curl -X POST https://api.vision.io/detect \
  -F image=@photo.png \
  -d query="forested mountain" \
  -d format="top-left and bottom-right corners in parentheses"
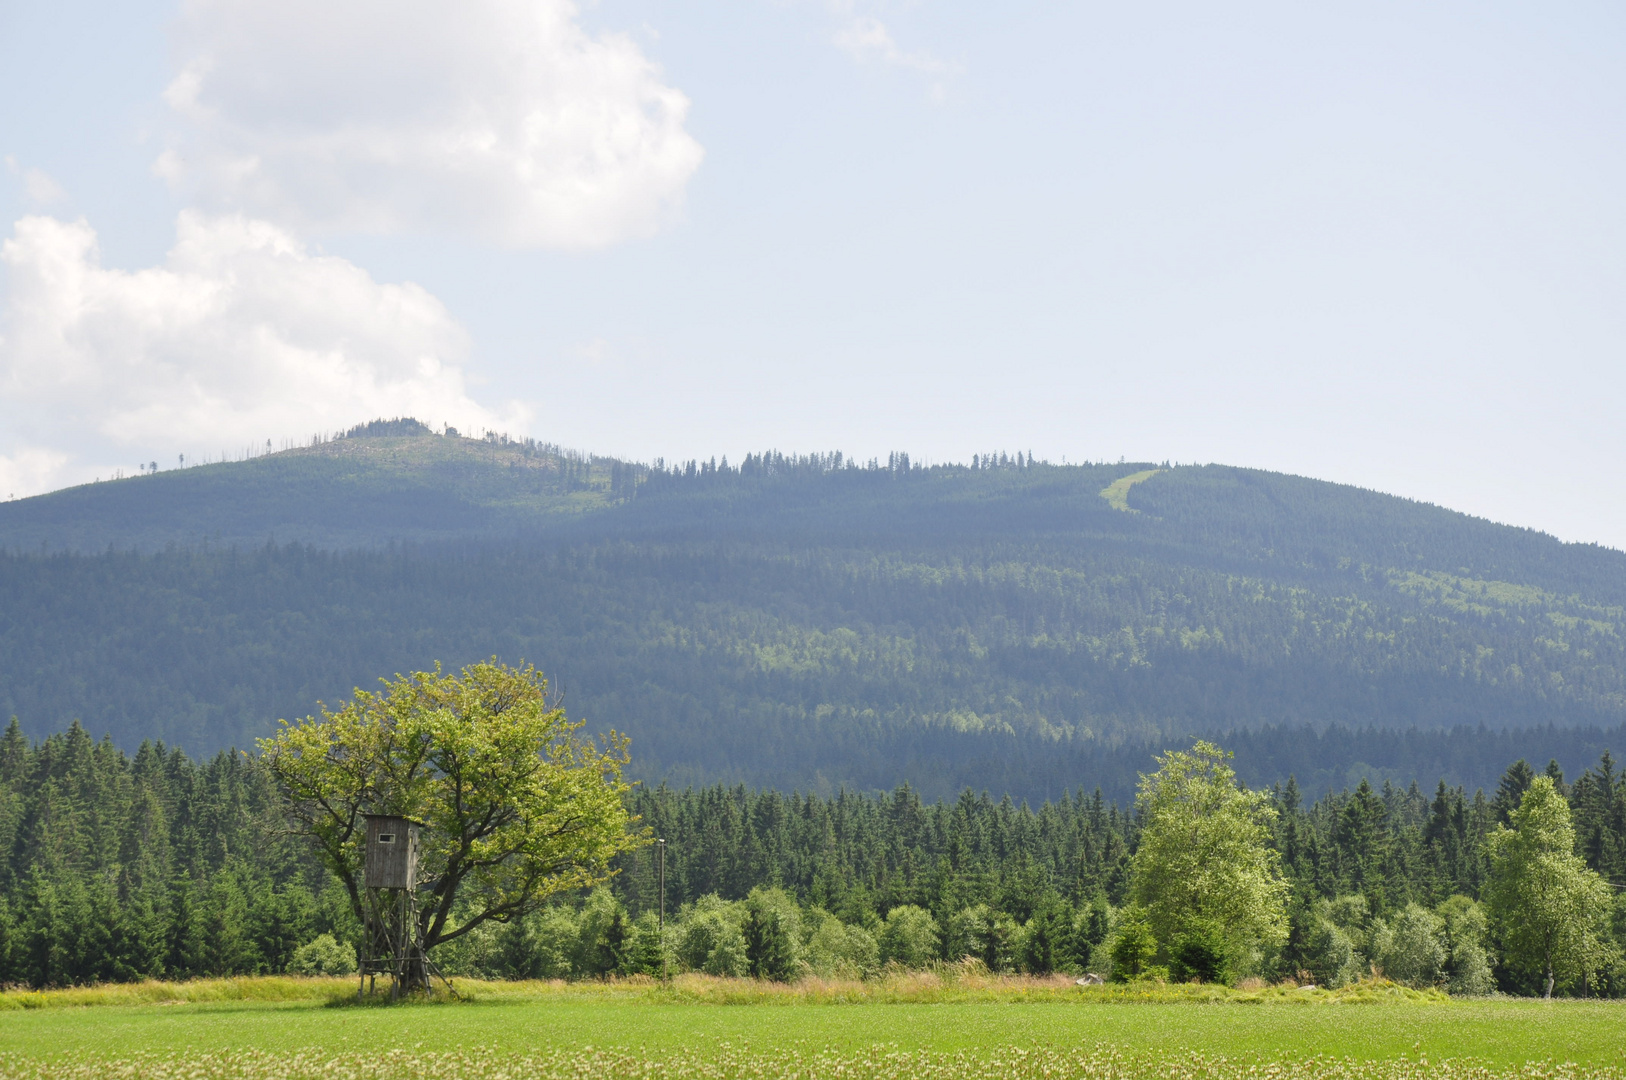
top-left (2, 423), bottom-right (1624, 800)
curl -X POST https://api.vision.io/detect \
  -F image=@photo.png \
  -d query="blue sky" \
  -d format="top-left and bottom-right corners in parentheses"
top-left (2, 0), bottom-right (1623, 547)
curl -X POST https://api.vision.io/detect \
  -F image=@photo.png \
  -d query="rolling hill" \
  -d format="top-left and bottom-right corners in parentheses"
top-left (2, 423), bottom-right (1623, 800)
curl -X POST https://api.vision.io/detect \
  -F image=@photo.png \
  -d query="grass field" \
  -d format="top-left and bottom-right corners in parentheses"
top-left (2, 976), bottom-right (1623, 1079)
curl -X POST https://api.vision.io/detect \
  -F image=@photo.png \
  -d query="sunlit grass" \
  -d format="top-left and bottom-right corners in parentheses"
top-left (3, 974), bottom-right (1622, 1078)
top-left (0, 971), bottom-right (1447, 1011)
top-left (0, 976), bottom-right (355, 1011)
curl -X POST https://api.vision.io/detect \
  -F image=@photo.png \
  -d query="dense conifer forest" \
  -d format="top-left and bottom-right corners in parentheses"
top-left (4, 719), bottom-right (1625, 994)
top-left (2, 425), bottom-right (1624, 799)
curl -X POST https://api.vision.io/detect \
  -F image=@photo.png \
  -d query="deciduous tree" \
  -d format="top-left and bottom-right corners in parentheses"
top-left (1129, 741), bottom-right (1288, 978)
top-left (1483, 776), bottom-right (1616, 998)
top-left (261, 661), bottom-right (642, 987)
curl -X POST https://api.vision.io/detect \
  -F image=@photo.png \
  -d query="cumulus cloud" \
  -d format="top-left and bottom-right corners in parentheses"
top-left (4, 158), bottom-right (66, 206)
top-left (0, 212), bottom-right (518, 496)
top-left (157, 0), bottom-right (704, 249)
top-left (833, 14), bottom-right (955, 76)
top-left (823, 1), bottom-right (958, 99)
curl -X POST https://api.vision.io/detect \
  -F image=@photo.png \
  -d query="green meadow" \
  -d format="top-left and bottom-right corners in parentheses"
top-left (2, 977), bottom-right (1624, 1079)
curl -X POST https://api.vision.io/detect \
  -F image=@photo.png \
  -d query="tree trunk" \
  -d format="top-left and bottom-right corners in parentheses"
top-left (1543, 962), bottom-right (1554, 1000)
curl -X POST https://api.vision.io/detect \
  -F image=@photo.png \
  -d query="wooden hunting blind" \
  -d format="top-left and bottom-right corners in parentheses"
top-left (357, 813), bottom-right (452, 999)
top-left (363, 814), bottom-right (418, 890)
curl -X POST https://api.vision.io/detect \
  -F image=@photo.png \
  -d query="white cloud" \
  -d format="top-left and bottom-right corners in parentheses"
top-left (0, 212), bottom-right (519, 496)
top-left (4, 158), bottom-right (66, 206)
top-left (833, 14), bottom-right (954, 76)
top-left (0, 447), bottom-right (70, 503)
top-left (823, 1), bottom-right (958, 99)
top-left (158, 0), bottom-right (704, 249)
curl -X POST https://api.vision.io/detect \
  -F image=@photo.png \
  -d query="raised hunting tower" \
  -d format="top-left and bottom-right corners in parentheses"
top-left (364, 814), bottom-right (418, 890)
top-left (358, 814), bottom-right (448, 999)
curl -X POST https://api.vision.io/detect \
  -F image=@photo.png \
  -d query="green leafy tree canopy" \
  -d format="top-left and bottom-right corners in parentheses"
top-left (261, 660), bottom-right (644, 963)
top-left (1484, 775), bottom-right (1617, 998)
top-left (1129, 740), bottom-right (1289, 975)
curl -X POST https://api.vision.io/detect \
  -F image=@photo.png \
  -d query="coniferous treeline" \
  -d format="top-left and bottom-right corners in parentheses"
top-left (4, 717), bottom-right (1626, 992)
top-left (607, 759), bottom-right (1626, 924)
top-left (0, 721), bottom-right (352, 987)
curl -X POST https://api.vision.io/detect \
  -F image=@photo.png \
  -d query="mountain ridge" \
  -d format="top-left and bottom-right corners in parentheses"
top-left (2, 426), bottom-right (1623, 800)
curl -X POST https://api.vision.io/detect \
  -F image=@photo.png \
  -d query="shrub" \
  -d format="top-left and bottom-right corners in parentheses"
top-left (1374, 904), bottom-right (1445, 988)
top-left (1437, 895), bottom-right (1495, 995)
top-left (434, 918), bottom-right (503, 977)
top-left (876, 905), bottom-right (939, 968)
top-left (1304, 918), bottom-right (1362, 988)
top-left (507, 906), bottom-right (578, 979)
top-left (742, 888), bottom-right (804, 981)
top-left (618, 913), bottom-right (665, 977)
top-left (943, 905), bottom-right (984, 964)
top-left (1070, 896), bottom-right (1110, 972)
top-left (1447, 938), bottom-right (1495, 996)
top-left (700, 928), bottom-right (748, 976)
top-left (1106, 905), bottom-right (1158, 982)
top-left (1319, 895), bottom-right (1372, 947)
top-left (1169, 925), bottom-right (1229, 984)
top-left (676, 896), bottom-right (747, 977)
top-left (288, 934), bottom-right (356, 976)
top-left (1305, 895), bottom-right (1371, 988)
top-left (743, 906), bottom-right (798, 981)
top-left (945, 904), bottom-right (1020, 972)
top-left (571, 887), bottom-right (626, 977)
top-left (806, 914), bottom-right (879, 977)
top-left (1020, 905), bottom-right (1071, 974)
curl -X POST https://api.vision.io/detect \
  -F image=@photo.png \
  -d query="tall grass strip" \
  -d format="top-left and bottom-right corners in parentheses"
top-left (0, 972), bottom-right (1450, 1011)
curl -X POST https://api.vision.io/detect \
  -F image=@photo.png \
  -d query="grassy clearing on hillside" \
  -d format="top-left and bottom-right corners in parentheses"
top-left (1098, 468), bottom-right (1163, 511)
